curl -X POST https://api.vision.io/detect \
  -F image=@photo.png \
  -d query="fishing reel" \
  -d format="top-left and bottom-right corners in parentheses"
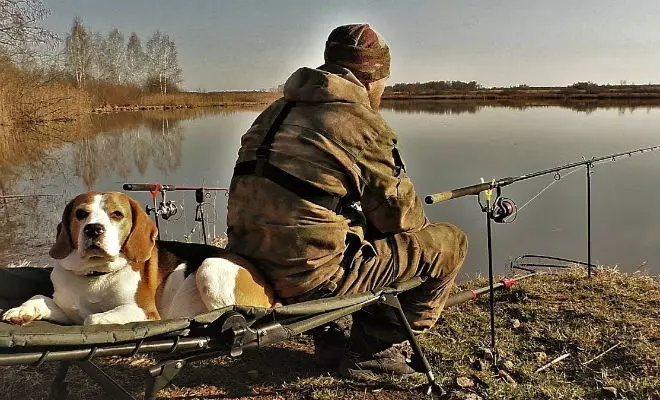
top-left (146, 190), bottom-right (179, 220)
top-left (478, 186), bottom-right (517, 223)
top-left (146, 199), bottom-right (179, 220)
top-left (492, 196), bottom-right (517, 223)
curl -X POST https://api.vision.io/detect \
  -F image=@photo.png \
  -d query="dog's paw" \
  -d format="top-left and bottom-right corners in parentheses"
top-left (83, 311), bottom-right (136, 325)
top-left (84, 305), bottom-right (148, 325)
top-left (83, 313), bottom-right (115, 325)
top-left (1, 305), bottom-right (45, 325)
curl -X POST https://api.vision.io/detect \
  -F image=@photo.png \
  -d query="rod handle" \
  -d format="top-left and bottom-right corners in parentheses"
top-left (123, 183), bottom-right (176, 192)
top-left (424, 177), bottom-right (516, 205)
top-left (445, 290), bottom-right (477, 308)
top-left (425, 182), bottom-right (492, 204)
top-left (424, 191), bottom-right (453, 204)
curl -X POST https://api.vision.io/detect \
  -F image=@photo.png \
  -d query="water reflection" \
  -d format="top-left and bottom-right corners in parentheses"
top-left (381, 99), bottom-right (660, 116)
top-left (0, 109), bottom-right (224, 191)
top-left (74, 117), bottom-right (184, 188)
top-left (381, 100), bottom-right (484, 115)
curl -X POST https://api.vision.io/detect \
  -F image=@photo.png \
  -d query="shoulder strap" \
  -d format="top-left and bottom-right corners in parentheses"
top-left (255, 101), bottom-right (295, 175)
top-left (233, 101), bottom-right (351, 214)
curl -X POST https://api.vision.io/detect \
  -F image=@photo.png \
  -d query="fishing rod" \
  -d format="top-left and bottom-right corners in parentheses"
top-left (0, 194), bottom-right (61, 199)
top-left (425, 144), bottom-right (660, 205)
top-left (445, 271), bottom-right (537, 308)
top-left (123, 182), bottom-right (229, 244)
top-left (122, 183), bottom-right (229, 193)
top-left (424, 144), bottom-right (660, 351)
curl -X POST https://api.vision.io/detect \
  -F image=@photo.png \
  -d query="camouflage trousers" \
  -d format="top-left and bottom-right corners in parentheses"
top-left (290, 222), bottom-right (468, 336)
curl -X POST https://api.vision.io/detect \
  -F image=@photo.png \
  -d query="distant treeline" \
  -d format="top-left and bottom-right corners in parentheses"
top-left (62, 16), bottom-right (182, 95)
top-left (385, 81), bottom-right (660, 98)
top-left (384, 80), bottom-right (660, 100)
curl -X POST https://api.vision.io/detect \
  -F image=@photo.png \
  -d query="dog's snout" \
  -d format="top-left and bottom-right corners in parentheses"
top-left (83, 223), bottom-right (105, 238)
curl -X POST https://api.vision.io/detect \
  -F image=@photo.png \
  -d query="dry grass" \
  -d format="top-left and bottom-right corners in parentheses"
top-left (90, 91), bottom-right (281, 113)
top-left (84, 82), bottom-right (282, 111)
top-left (0, 60), bottom-right (91, 126)
top-left (0, 267), bottom-right (657, 400)
top-left (138, 91), bottom-right (281, 108)
top-left (1, 58), bottom-right (280, 126)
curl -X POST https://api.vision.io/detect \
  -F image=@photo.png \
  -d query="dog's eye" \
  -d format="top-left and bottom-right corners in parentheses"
top-left (110, 210), bottom-right (124, 220)
top-left (75, 209), bottom-right (89, 220)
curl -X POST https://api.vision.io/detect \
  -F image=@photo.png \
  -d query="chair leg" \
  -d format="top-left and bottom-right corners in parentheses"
top-left (144, 359), bottom-right (187, 400)
top-left (75, 360), bottom-right (136, 400)
top-left (381, 293), bottom-right (446, 397)
top-left (48, 362), bottom-right (71, 400)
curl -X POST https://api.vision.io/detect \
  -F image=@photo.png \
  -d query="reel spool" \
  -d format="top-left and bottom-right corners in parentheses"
top-left (158, 200), bottom-right (179, 220)
top-left (478, 187), bottom-right (518, 224)
top-left (492, 196), bottom-right (517, 223)
top-left (146, 199), bottom-right (179, 220)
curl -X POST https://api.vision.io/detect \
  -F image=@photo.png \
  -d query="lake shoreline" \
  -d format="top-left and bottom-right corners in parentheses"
top-left (7, 88), bottom-right (660, 126)
top-left (90, 100), bottom-right (275, 114)
top-left (383, 83), bottom-right (660, 100)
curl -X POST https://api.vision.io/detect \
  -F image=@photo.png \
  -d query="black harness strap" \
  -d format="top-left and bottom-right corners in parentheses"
top-left (233, 101), bottom-right (348, 213)
top-left (254, 101), bottom-right (295, 175)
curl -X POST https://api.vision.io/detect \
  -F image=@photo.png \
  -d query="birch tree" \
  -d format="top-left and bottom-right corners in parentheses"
top-left (88, 30), bottom-right (105, 80)
top-left (125, 32), bottom-right (144, 86)
top-left (145, 30), bottom-right (182, 94)
top-left (64, 16), bottom-right (92, 88)
top-left (104, 28), bottom-right (125, 83)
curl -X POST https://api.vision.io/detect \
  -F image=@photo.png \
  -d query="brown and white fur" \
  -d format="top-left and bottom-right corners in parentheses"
top-left (1, 191), bottom-right (276, 326)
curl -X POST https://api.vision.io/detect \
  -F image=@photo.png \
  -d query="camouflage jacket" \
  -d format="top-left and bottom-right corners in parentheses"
top-left (226, 64), bottom-right (428, 299)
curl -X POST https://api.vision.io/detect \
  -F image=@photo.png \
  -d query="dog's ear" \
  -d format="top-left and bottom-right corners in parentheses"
top-left (49, 200), bottom-right (74, 259)
top-left (122, 196), bottom-right (158, 263)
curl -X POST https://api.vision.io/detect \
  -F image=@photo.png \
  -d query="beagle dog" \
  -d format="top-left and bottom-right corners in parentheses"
top-left (1, 191), bottom-right (276, 325)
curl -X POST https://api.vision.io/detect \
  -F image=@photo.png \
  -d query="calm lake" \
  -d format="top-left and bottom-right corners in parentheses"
top-left (1, 102), bottom-right (659, 278)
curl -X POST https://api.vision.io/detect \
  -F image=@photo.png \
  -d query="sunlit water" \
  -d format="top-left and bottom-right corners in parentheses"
top-left (1, 103), bottom-right (658, 278)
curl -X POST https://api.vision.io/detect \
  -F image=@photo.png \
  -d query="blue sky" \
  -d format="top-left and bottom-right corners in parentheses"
top-left (42, 0), bottom-right (660, 91)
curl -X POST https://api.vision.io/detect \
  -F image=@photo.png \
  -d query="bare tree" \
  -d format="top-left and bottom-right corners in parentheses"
top-left (104, 28), bottom-right (125, 83)
top-left (145, 30), bottom-right (182, 94)
top-left (0, 0), bottom-right (58, 58)
top-left (125, 32), bottom-right (144, 86)
top-left (64, 16), bottom-right (92, 88)
top-left (88, 30), bottom-right (105, 80)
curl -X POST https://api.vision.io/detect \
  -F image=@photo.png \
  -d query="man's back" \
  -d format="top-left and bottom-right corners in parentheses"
top-left (227, 64), bottom-right (425, 299)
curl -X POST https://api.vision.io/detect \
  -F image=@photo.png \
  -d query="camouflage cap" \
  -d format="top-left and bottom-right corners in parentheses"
top-left (324, 24), bottom-right (390, 83)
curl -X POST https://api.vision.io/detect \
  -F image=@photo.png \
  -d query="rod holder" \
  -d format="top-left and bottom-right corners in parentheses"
top-left (586, 163), bottom-right (592, 278)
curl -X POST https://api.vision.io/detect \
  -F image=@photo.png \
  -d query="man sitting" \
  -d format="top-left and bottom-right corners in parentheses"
top-left (226, 23), bottom-right (468, 380)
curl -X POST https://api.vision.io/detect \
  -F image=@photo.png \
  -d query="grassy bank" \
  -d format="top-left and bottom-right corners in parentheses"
top-left (0, 61), bottom-right (91, 126)
top-left (0, 58), bottom-right (281, 126)
top-left (92, 91), bottom-right (282, 113)
top-left (0, 267), bottom-right (657, 400)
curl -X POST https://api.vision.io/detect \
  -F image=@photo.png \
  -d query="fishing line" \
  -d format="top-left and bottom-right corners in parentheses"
top-left (518, 154), bottom-right (626, 214)
top-left (498, 154), bottom-right (622, 216)
top-left (516, 167), bottom-right (581, 213)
